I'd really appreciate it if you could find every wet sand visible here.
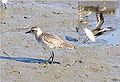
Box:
[0,0,120,82]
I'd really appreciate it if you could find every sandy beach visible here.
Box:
[0,0,120,82]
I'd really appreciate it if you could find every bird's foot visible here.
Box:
[48,61,53,64]
[42,60,53,68]
[43,62,48,68]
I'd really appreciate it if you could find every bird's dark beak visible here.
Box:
[76,27,79,32]
[25,30,31,34]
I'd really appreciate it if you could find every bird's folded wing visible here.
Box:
[41,33,64,46]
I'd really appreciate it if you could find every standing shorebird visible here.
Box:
[1,0,8,9]
[26,26,75,64]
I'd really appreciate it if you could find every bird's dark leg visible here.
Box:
[48,51,54,64]
[76,27,79,32]
[42,51,54,67]
[4,4,7,9]
[48,55,52,61]
[51,51,54,63]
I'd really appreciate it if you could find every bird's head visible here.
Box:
[26,26,42,36]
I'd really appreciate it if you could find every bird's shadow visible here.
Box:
[0,56,60,64]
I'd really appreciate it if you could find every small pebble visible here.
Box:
[24,16,28,19]
[52,11,61,14]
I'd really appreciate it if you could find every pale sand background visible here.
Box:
[0,0,120,82]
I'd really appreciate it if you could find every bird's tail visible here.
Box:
[61,42,80,55]
[61,42,76,50]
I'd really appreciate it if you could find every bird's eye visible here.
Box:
[31,30,37,32]
[31,30,34,32]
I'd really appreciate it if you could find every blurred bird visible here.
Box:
[1,0,8,9]
[83,6,115,43]
[84,28,96,43]
[26,26,75,64]
[92,6,115,37]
